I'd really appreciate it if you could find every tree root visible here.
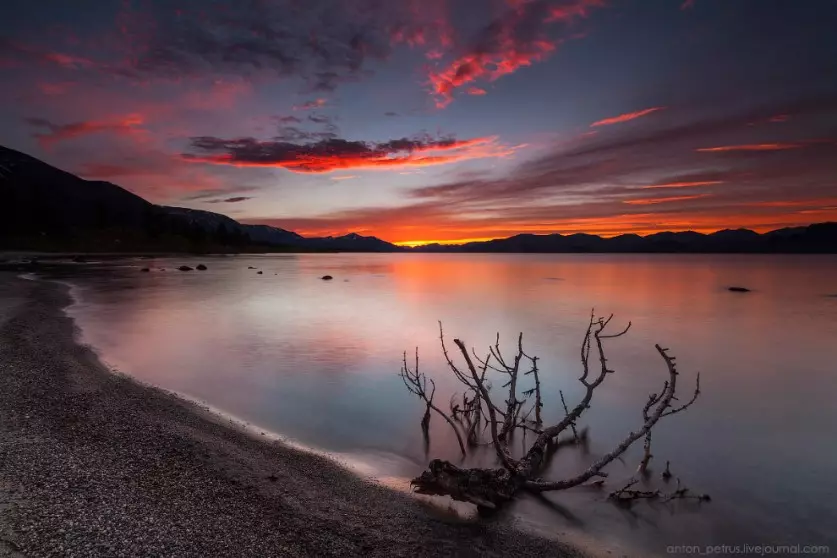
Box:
[410,459,517,510]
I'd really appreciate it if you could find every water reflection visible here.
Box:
[59,254,837,555]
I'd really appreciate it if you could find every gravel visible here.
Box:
[0,274,585,558]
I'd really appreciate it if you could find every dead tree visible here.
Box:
[402,313,703,511]
[399,348,467,456]
[637,373,700,475]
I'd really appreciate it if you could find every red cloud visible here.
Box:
[428,0,601,108]
[696,143,802,152]
[183,135,520,173]
[26,115,146,148]
[467,87,487,96]
[591,106,666,127]
[429,42,555,108]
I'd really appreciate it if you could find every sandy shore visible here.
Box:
[0,273,585,557]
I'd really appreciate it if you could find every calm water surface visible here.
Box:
[57,254,837,556]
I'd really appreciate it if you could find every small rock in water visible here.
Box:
[196,264,208,270]
[728,286,751,293]
[178,266,194,272]
[248,266,257,269]
[321,275,333,281]
[257,271,263,274]
[140,268,150,273]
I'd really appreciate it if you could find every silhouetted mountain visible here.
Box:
[0,144,401,253]
[241,224,305,246]
[303,232,399,252]
[0,145,153,234]
[161,206,244,233]
[410,224,837,253]
[1,145,834,254]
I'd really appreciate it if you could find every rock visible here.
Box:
[196,264,207,271]
[178,266,194,272]
[72,256,87,263]
[321,275,333,281]
[140,268,150,273]
[248,266,257,269]
[257,271,263,274]
[728,286,751,293]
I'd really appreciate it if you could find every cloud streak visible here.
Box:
[590,107,666,127]
[696,143,803,152]
[205,196,254,204]
[25,115,146,148]
[623,194,711,205]
[641,180,724,189]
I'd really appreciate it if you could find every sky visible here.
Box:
[1,0,836,245]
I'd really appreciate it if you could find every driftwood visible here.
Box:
[401,312,705,511]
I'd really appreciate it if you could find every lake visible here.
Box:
[55,253,837,556]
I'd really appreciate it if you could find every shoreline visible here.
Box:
[0,272,586,557]
[58,273,427,496]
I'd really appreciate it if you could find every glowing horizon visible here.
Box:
[2,0,835,241]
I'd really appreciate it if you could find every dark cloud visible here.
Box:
[101,0,454,92]
[182,186,261,202]
[293,99,327,111]
[205,196,254,204]
[182,134,502,173]
[307,114,333,125]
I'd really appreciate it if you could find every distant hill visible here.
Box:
[0,145,400,253]
[411,224,837,253]
[1,144,834,254]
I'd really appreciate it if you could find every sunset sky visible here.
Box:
[1,0,836,245]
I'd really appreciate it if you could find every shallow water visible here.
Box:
[55,253,837,556]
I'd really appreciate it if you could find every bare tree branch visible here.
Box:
[399,348,467,456]
[452,339,517,471]
[403,314,704,512]
[525,343,691,492]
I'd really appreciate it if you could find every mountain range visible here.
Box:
[1,144,835,254]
